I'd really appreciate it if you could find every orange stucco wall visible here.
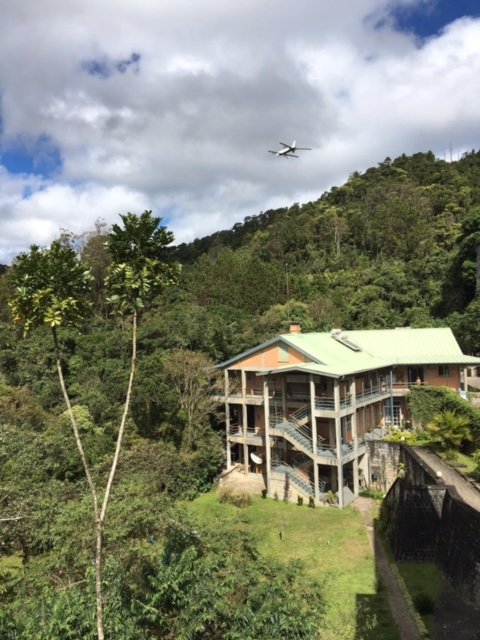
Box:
[229,343,310,370]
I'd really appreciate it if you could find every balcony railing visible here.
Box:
[286,392,310,402]
[391,381,424,392]
[246,387,264,396]
[355,384,391,404]
[223,384,392,405]
[228,424,263,437]
[228,423,243,436]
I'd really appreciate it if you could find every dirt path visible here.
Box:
[354,497,423,640]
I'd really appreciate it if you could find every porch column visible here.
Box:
[225,369,231,468]
[350,377,359,496]
[389,369,394,430]
[263,378,272,495]
[241,370,248,473]
[281,375,287,418]
[463,366,468,395]
[334,378,344,508]
[310,375,319,501]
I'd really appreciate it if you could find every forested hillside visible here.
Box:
[1,150,480,637]
[172,150,480,354]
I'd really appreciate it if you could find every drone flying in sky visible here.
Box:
[268,140,312,158]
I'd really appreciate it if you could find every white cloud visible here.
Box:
[0,183,146,263]
[0,1,480,262]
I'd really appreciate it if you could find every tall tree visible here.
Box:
[8,212,178,640]
[162,348,222,450]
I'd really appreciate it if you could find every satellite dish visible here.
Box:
[250,452,263,465]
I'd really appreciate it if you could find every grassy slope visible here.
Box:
[188,492,399,640]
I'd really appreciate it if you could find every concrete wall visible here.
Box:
[383,481,446,562]
[437,492,480,606]
[366,440,402,493]
[381,445,480,606]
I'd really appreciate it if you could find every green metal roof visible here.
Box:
[279,328,480,374]
[333,328,478,365]
[217,327,480,377]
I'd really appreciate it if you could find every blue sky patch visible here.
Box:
[83,59,111,79]
[83,52,141,78]
[1,134,62,178]
[391,0,480,39]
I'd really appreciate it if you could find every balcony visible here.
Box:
[228,424,263,444]
[355,384,391,405]
[391,381,422,396]
[314,395,351,411]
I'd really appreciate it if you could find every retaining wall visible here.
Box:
[380,443,480,606]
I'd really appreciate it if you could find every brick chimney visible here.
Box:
[289,323,302,334]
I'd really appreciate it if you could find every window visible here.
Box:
[438,365,450,377]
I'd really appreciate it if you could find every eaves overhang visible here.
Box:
[255,359,395,380]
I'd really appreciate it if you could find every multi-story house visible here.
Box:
[217,326,480,507]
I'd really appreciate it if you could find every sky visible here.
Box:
[1,0,480,263]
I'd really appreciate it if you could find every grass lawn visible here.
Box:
[444,450,477,476]
[398,562,445,634]
[187,492,399,640]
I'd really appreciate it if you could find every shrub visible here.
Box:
[218,487,252,508]
[261,488,267,499]
[326,490,338,504]
[384,429,416,443]
[297,495,303,506]
[360,489,385,500]
[443,448,459,462]
[413,592,435,615]
[308,496,315,508]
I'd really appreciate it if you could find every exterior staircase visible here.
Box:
[271,412,337,460]
[272,461,315,497]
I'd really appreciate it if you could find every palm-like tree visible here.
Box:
[427,410,472,451]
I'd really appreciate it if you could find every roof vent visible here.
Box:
[330,329,361,352]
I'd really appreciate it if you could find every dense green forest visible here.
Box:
[1,150,480,637]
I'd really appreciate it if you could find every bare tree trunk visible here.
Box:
[52,327,104,640]
[476,240,480,297]
[100,310,137,522]
[52,328,99,509]
[52,311,137,640]
[95,521,104,640]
